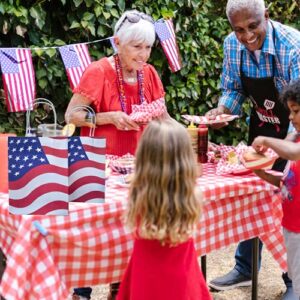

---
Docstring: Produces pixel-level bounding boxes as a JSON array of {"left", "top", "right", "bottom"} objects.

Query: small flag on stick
[
  {"left": 59, "top": 43, "right": 91, "bottom": 90},
  {"left": 0, "top": 48, "right": 36, "bottom": 112},
  {"left": 155, "top": 19, "right": 182, "bottom": 72}
]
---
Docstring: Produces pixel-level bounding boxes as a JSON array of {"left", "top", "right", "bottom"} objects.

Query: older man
[{"left": 206, "top": 0, "right": 300, "bottom": 299}]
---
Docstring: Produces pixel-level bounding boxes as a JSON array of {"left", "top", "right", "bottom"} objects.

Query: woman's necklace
[{"left": 114, "top": 54, "right": 145, "bottom": 113}]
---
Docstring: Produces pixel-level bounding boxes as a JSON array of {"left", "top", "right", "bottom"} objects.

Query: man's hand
[{"left": 205, "top": 105, "right": 231, "bottom": 129}]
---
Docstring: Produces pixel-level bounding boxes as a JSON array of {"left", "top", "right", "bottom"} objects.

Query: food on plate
[
  {"left": 242, "top": 150, "right": 276, "bottom": 170},
  {"left": 227, "top": 151, "right": 239, "bottom": 164}
]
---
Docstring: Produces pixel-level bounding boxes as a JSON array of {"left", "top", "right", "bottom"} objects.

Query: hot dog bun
[{"left": 242, "top": 150, "right": 276, "bottom": 170}]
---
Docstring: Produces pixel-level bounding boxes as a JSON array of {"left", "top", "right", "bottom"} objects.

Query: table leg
[
  {"left": 201, "top": 255, "right": 207, "bottom": 280},
  {"left": 251, "top": 237, "right": 259, "bottom": 300}
]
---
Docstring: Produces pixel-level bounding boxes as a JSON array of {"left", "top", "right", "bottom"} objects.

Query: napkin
[
  {"left": 108, "top": 153, "right": 135, "bottom": 174},
  {"left": 129, "top": 97, "right": 166, "bottom": 123}
]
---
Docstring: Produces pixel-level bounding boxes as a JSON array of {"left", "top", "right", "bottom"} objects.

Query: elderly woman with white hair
[
  {"left": 65, "top": 9, "right": 166, "bottom": 156},
  {"left": 207, "top": 0, "right": 300, "bottom": 299},
  {"left": 69, "top": 9, "right": 167, "bottom": 300}
]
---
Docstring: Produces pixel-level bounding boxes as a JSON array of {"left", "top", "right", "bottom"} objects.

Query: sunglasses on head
[{"left": 116, "top": 12, "right": 154, "bottom": 33}]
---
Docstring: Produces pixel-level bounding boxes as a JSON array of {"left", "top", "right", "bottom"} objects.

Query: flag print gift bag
[
  {"left": 8, "top": 136, "right": 69, "bottom": 215},
  {"left": 68, "top": 136, "right": 106, "bottom": 203}
]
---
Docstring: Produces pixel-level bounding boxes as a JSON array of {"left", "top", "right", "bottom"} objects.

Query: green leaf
[
  {"left": 81, "top": 20, "right": 88, "bottom": 28},
  {"left": 73, "top": 0, "right": 83, "bottom": 7},
  {"left": 97, "top": 25, "right": 107, "bottom": 37},
  {"left": 103, "top": 12, "right": 110, "bottom": 19},
  {"left": 84, "top": 0, "right": 94, "bottom": 7},
  {"left": 36, "top": 68, "right": 47, "bottom": 79},
  {"left": 38, "top": 78, "right": 48, "bottom": 89},
  {"left": 82, "top": 12, "right": 94, "bottom": 21},
  {"left": 29, "top": 6, "right": 45, "bottom": 29},
  {"left": 105, "top": 0, "right": 115, "bottom": 7},
  {"left": 54, "top": 39, "right": 66, "bottom": 46},
  {"left": 117, "top": 0, "right": 125, "bottom": 11},
  {"left": 45, "top": 48, "right": 56, "bottom": 58},
  {"left": 94, "top": 6, "right": 103, "bottom": 17},
  {"left": 70, "top": 21, "right": 81, "bottom": 29},
  {"left": 0, "top": 3, "right": 5, "bottom": 14},
  {"left": 111, "top": 8, "right": 119, "bottom": 18},
  {"left": 87, "top": 24, "right": 96, "bottom": 36}
]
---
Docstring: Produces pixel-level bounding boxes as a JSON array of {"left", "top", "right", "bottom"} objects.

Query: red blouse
[
  {"left": 117, "top": 238, "right": 212, "bottom": 300},
  {"left": 73, "top": 57, "right": 165, "bottom": 156}
]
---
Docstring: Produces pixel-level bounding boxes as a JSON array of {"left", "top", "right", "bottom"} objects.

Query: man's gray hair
[{"left": 226, "top": 0, "right": 266, "bottom": 19}]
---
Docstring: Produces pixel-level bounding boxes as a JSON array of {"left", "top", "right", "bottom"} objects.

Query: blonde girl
[{"left": 117, "top": 119, "right": 212, "bottom": 300}]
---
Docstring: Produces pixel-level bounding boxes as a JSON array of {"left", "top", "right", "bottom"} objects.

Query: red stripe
[
  {"left": 9, "top": 183, "right": 68, "bottom": 207},
  {"left": 29, "top": 201, "right": 68, "bottom": 215},
  {"left": 18, "top": 49, "right": 28, "bottom": 110},
  {"left": 66, "top": 70, "right": 75, "bottom": 90},
  {"left": 69, "top": 160, "right": 105, "bottom": 175},
  {"left": 43, "top": 146, "right": 68, "bottom": 158},
  {"left": 84, "top": 143, "right": 106, "bottom": 155},
  {"left": 69, "top": 175, "right": 105, "bottom": 194},
  {"left": 9, "top": 164, "right": 68, "bottom": 189},
  {"left": 71, "top": 191, "right": 105, "bottom": 203},
  {"left": 22, "top": 49, "right": 35, "bottom": 110},
  {"left": 2, "top": 74, "right": 13, "bottom": 112}
]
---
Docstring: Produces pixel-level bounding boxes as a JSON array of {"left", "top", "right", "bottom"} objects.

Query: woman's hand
[{"left": 110, "top": 111, "right": 140, "bottom": 131}]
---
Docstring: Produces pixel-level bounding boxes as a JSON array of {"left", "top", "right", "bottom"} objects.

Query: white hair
[
  {"left": 226, "top": 0, "right": 266, "bottom": 19},
  {"left": 114, "top": 10, "right": 155, "bottom": 46}
]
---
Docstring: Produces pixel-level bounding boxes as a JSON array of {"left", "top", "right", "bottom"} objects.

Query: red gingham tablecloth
[{"left": 0, "top": 163, "right": 286, "bottom": 300}]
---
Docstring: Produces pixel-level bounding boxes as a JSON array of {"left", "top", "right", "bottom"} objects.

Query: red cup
[{"left": 0, "top": 133, "right": 16, "bottom": 193}]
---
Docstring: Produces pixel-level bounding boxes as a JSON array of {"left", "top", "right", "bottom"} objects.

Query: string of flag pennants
[{"left": 0, "top": 18, "right": 181, "bottom": 113}]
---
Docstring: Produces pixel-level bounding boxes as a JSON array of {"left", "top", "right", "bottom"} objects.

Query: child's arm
[
  {"left": 253, "top": 169, "right": 281, "bottom": 187},
  {"left": 252, "top": 134, "right": 300, "bottom": 161}
]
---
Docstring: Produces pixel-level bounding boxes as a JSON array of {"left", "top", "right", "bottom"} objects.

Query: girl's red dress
[{"left": 117, "top": 238, "right": 212, "bottom": 300}]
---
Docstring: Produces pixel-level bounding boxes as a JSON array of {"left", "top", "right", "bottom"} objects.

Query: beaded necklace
[{"left": 114, "top": 54, "right": 145, "bottom": 113}]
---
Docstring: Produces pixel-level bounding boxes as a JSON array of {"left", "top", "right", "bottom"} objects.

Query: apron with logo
[{"left": 240, "top": 24, "right": 289, "bottom": 171}]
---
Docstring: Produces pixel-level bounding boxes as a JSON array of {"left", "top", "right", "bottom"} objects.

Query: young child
[
  {"left": 251, "top": 79, "right": 300, "bottom": 300},
  {"left": 117, "top": 119, "right": 212, "bottom": 300}
]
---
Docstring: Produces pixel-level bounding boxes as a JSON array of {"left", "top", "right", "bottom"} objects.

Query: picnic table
[{"left": 0, "top": 163, "right": 286, "bottom": 300}]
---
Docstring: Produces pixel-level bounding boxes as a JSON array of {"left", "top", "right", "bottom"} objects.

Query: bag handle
[
  {"left": 65, "top": 105, "right": 96, "bottom": 137},
  {"left": 25, "top": 98, "right": 58, "bottom": 137}
]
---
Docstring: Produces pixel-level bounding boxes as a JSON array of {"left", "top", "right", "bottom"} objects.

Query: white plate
[{"left": 182, "top": 114, "right": 239, "bottom": 125}]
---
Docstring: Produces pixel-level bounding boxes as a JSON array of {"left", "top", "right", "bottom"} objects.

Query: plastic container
[
  {"left": 187, "top": 122, "right": 198, "bottom": 157},
  {"left": 198, "top": 124, "right": 208, "bottom": 163}
]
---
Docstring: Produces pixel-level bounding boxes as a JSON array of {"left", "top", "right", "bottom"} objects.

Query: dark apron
[{"left": 240, "top": 24, "right": 289, "bottom": 171}]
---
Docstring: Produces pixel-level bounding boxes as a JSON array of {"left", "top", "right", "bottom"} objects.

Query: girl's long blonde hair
[{"left": 126, "top": 119, "right": 202, "bottom": 245}]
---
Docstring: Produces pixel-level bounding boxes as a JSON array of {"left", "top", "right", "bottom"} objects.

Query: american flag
[
  {"left": 68, "top": 137, "right": 106, "bottom": 203},
  {"left": 59, "top": 43, "right": 91, "bottom": 90},
  {"left": 0, "top": 48, "right": 36, "bottom": 112},
  {"left": 155, "top": 19, "right": 182, "bottom": 72},
  {"left": 8, "top": 137, "right": 69, "bottom": 215}
]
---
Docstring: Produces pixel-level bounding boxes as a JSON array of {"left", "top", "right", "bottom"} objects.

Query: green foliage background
[{"left": 0, "top": 0, "right": 299, "bottom": 144}]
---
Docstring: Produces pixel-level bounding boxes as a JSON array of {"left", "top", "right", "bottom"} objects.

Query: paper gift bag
[
  {"left": 0, "top": 133, "right": 16, "bottom": 193},
  {"left": 68, "top": 136, "right": 106, "bottom": 203},
  {"left": 8, "top": 137, "right": 69, "bottom": 215}
]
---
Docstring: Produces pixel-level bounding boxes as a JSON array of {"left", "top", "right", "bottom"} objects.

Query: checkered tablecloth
[{"left": 0, "top": 163, "right": 286, "bottom": 300}]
